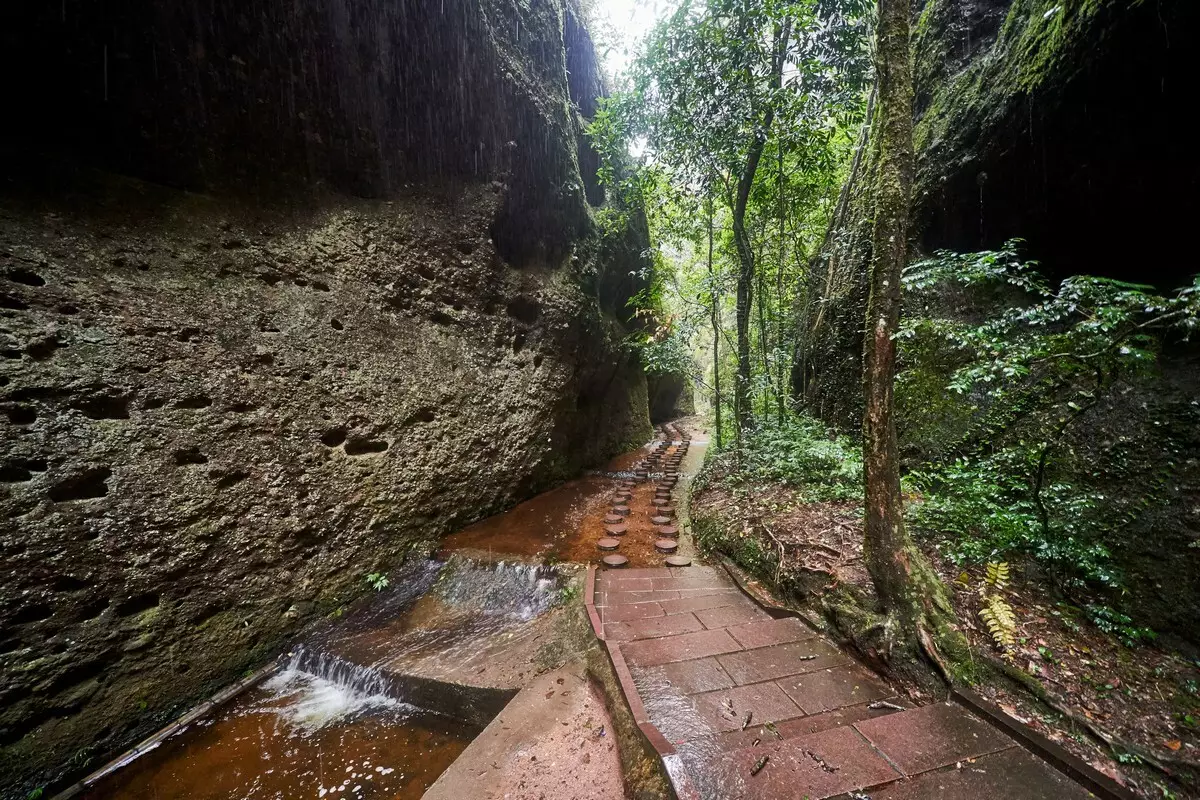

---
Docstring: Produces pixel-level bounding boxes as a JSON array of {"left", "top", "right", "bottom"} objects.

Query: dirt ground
[{"left": 691, "top": 477, "right": 1200, "bottom": 799}]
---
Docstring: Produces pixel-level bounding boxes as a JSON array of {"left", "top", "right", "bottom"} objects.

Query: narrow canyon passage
[{"left": 69, "top": 420, "right": 706, "bottom": 799}]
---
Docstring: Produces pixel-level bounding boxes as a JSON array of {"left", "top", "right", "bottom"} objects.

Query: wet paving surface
[
  {"left": 589, "top": 566, "right": 1100, "bottom": 800},
  {"left": 441, "top": 421, "right": 707, "bottom": 568}
]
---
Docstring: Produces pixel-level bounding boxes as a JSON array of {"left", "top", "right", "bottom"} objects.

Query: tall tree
[
  {"left": 861, "top": 0, "right": 964, "bottom": 675},
  {"left": 624, "top": 0, "right": 868, "bottom": 444}
]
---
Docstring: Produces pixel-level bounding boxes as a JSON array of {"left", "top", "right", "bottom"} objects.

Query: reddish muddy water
[
  {"left": 80, "top": 668, "right": 476, "bottom": 800},
  {"left": 441, "top": 422, "right": 706, "bottom": 568}
]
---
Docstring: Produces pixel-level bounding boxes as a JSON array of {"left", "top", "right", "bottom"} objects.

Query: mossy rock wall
[
  {"left": 797, "top": 0, "right": 1198, "bottom": 428},
  {"left": 0, "top": 2, "right": 654, "bottom": 797}
]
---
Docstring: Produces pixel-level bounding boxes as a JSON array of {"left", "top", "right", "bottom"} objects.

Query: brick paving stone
[
  {"left": 652, "top": 657, "right": 737, "bottom": 695},
  {"left": 600, "top": 602, "right": 666, "bottom": 623},
  {"left": 695, "top": 603, "right": 773, "bottom": 630},
  {"left": 659, "top": 593, "right": 750, "bottom": 616},
  {"left": 718, "top": 640, "right": 850, "bottom": 685},
  {"left": 622, "top": 628, "right": 743, "bottom": 667},
  {"left": 715, "top": 700, "right": 909, "bottom": 752},
  {"left": 599, "top": 576, "right": 654, "bottom": 592},
  {"left": 710, "top": 725, "right": 900, "bottom": 799},
  {"left": 674, "top": 587, "right": 742, "bottom": 598},
  {"left": 598, "top": 589, "right": 681, "bottom": 606},
  {"left": 854, "top": 701, "right": 1014, "bottom": 777},
  {"left": 867, "top": 746, "right": 1094, "bottom": 799},
  {"left": 690, "top": 681, "right": 804, "bottom": 733},
  {"left": 778, "top": 664, "right": 894, "bottom": 714},
  {"left": 724, "top": 617, "right": 818, "bottom": 649},
  {"left": 605, "top": 612, "right": 705, "bottom": 642},
  {"left": 652, "top": 573, "right": 732, "bottom": 591}
]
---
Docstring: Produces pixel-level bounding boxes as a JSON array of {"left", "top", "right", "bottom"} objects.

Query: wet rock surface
[{"left": 0, "top": 182, "right": 650, "bottom": 795}]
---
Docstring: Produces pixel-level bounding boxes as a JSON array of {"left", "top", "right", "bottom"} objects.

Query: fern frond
[
  {"left": 984, "top": 561, "right": 1010, "bottom": 591},
  {"left": 979, "top": 594, "right": 1017, "bottom": 653}
]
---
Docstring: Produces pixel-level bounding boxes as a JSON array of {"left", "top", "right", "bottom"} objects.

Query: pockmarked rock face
[{"left": 0, "top": 0, "right": 654, "bottom": 794}]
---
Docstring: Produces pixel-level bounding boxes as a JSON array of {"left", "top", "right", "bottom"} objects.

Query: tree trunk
[
  {"left": 862, "top": 0, "right": 965, "bottom": 677},
  {"left": 708, "top": 194, "right": 723, "bottom": 449},
  {"left": 731, "top": 18, "right": 791, "bottom": 439}
]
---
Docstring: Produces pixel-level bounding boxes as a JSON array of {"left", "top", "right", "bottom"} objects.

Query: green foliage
[
  {"left": 902, "top": 241, "right": 1200, "bottom": 597},
  {"left": 719, "top": 414, "right": 862, "bottom": 501},
  {"left": 26, "top": 789, "right": 44, "bottom": 800},
  {"left": 365, "top": 572, "right": 389, "bottom": 592},
  {"left": 1083, "top": 604, "right": 1157, "bottom": 647},
  {"left": 907, "top": 451, "right": 1117, "bottom": 586}
]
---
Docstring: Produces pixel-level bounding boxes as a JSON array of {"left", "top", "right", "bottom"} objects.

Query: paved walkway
[{"left": 586, "top": 564, "right": 1110, "bottom": 799}]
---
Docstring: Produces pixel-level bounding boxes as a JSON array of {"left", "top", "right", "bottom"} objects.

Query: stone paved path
[{"left": 587, "top": 564, "right": 1109, "bottom": 799}]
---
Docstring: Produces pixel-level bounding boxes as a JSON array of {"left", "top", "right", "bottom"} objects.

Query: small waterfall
[
  {"left": 432, "top": 556, "right": 562, "bottom": 621},
  {"left": 262, "top": 647, "right": 410, "bottom": 731}
]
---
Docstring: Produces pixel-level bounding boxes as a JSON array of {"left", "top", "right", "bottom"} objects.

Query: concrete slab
[
  {"left": 866, "top": 746, "right": 1096, "bottom": 799},
  {"left": 717, "top": 640, "right": 849, "bottom": 685},
  {"left": 660, "top": 592, "right": 750, "bottom": 616},
  {"left": 600, "top": 601, "right": 665, "bottom": 622},
  {"left": 724, "top": 617, "right": 818, "bottom": 649},
  {"left": 855, "top": 701, "right": 1014, "bottom": 777},
  {"left": 423, "top": 663, "right": 623, "bottom": 800},
  {"left": 709, "top": 725, "right": 900, "bottom": 799},
  {"left": 690, "top": 681, "right": 805, "bottom": 733},
  {"left": 778, "top": 664, "right": 894, "bottom": 714},
  {"left": 605, "top": 612, "right": 705, "bottom": 642},
  {"left": 622, "top": 628, "right": 743, "bottom": 667},
  {"left": 695, "top": 603, "right": 773, "bottom": 629}
]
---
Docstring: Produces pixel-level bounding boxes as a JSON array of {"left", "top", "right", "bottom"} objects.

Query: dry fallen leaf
[{"left": 1165, "top": 739, "right": 1182, "bottom": 751}]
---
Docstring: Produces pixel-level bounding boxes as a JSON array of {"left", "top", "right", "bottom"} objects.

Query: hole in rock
[
  {"left": 75, "top": 395, "right": 131, "bottom": 420},
  {"left": 258, "top": 273, "right": 282, "bottom": 286},
  {"left": 320, "top": 427, "right": 348, "bottom": 447},
  {"left": 77, "top": 597, "right": 110, "bottom": 620},
  {"left": 4, "top": 268, "right": 46, "bottom": 287},
  {"left": 311, "top": 280, "right": 330, "bottom": 292},
  {"left": 533, "top": 354, "right": 544, "bottom": 369},
  {"left": 52, "top": 575, "right": 92, "bottom": 592},
  {"left": 12, "top": 601, "right": 53, "bottom": 624},
  {"left": 114, "top": 592, "right": 159, "bottom": 617},
  {"left": 58, "top": 304, "right": 79, "bottom": 315},
  {"left": 6, "top": 405, "right": 38, "bottom": 424},
  {"left": 430, "top": 310, "right": 455, "bottom": 326},
  {"left": 49, "top": 467, "right": 112, "bottom": 502},
  {"left": 344, "top": 437, "right": 389, "bottom": 456},
  {"left": 330, "top": 318, "right": 344, "bottom": 330},
  {"left": 293, "top": 278, "right": 308, "bottom": 287},
  {"left": 173, "top": 448, "right": 208, "bottom": 466},
  {"left": 226, "top": 402, "right": 257, "bottom": 413},
  {"left": 2, "top": 349, "right": 23, "bottom": 359},
  {"left": 506, "top": 296, "right": 541, "bottom": 325},
  {"left": 176, "top": 327, "right": 202, "bottom": 342},
  {"left": 214, "top": 470, "right": 248, "bottom": 489},
  {"left": 410, "top": 408, "right": 436, "bottom": 424},
  {"left": 174, "top": 395, "right": 212, "bottom": 410},
  {"left": 26, "top": 337, "right": 64, "bottom": 360},
  {"left": 0, "top": 464, "right": 33, "bottom": 482},
  {"left": 1, "top": 294, "right": 28, "bottom": 310},
  {"left": 512, "top": 332, "right": 526, "bottom": 354},
  {"left": 142, "top": 397, "right": 166, "bottom": 410}
]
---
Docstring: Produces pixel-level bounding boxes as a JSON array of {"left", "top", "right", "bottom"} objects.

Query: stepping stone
[
  {"left": 612, "top": 505, "right": 630, "bottom": 516},
  {"left": 657, "top": 505, "right": 676, "bottom": 515},
  {"left": 634, "top": 470, "right": 648, "bottom": 479},
  {"left": 656, "top": 525, "right": 679, "bottom": 537},
  {"left": 601, "top": 554, "right": 628, "bottom": 568},
  {"left": 665, "top": 555, "right": 692, "bottom": 567},
  {"left": 652, "top": 498, "right": 671, "bottom": 507},
  {"left": 604, "top": 524, "right": 628, "bottom": 536},
  {"left": 597, "top": 538, "right": 621, "bottom": 551},
  {"left": 603, "top": 514, "right": 623, "bottom": 525},
  {"left": 650, "top": 515, "right": 672, "bottom": 526},
  {"left": 655, "top": 539, "right": 678, "bottom": 553},
  {"left": 614, "top": 492, "right": 632, "bottom": 503}
]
